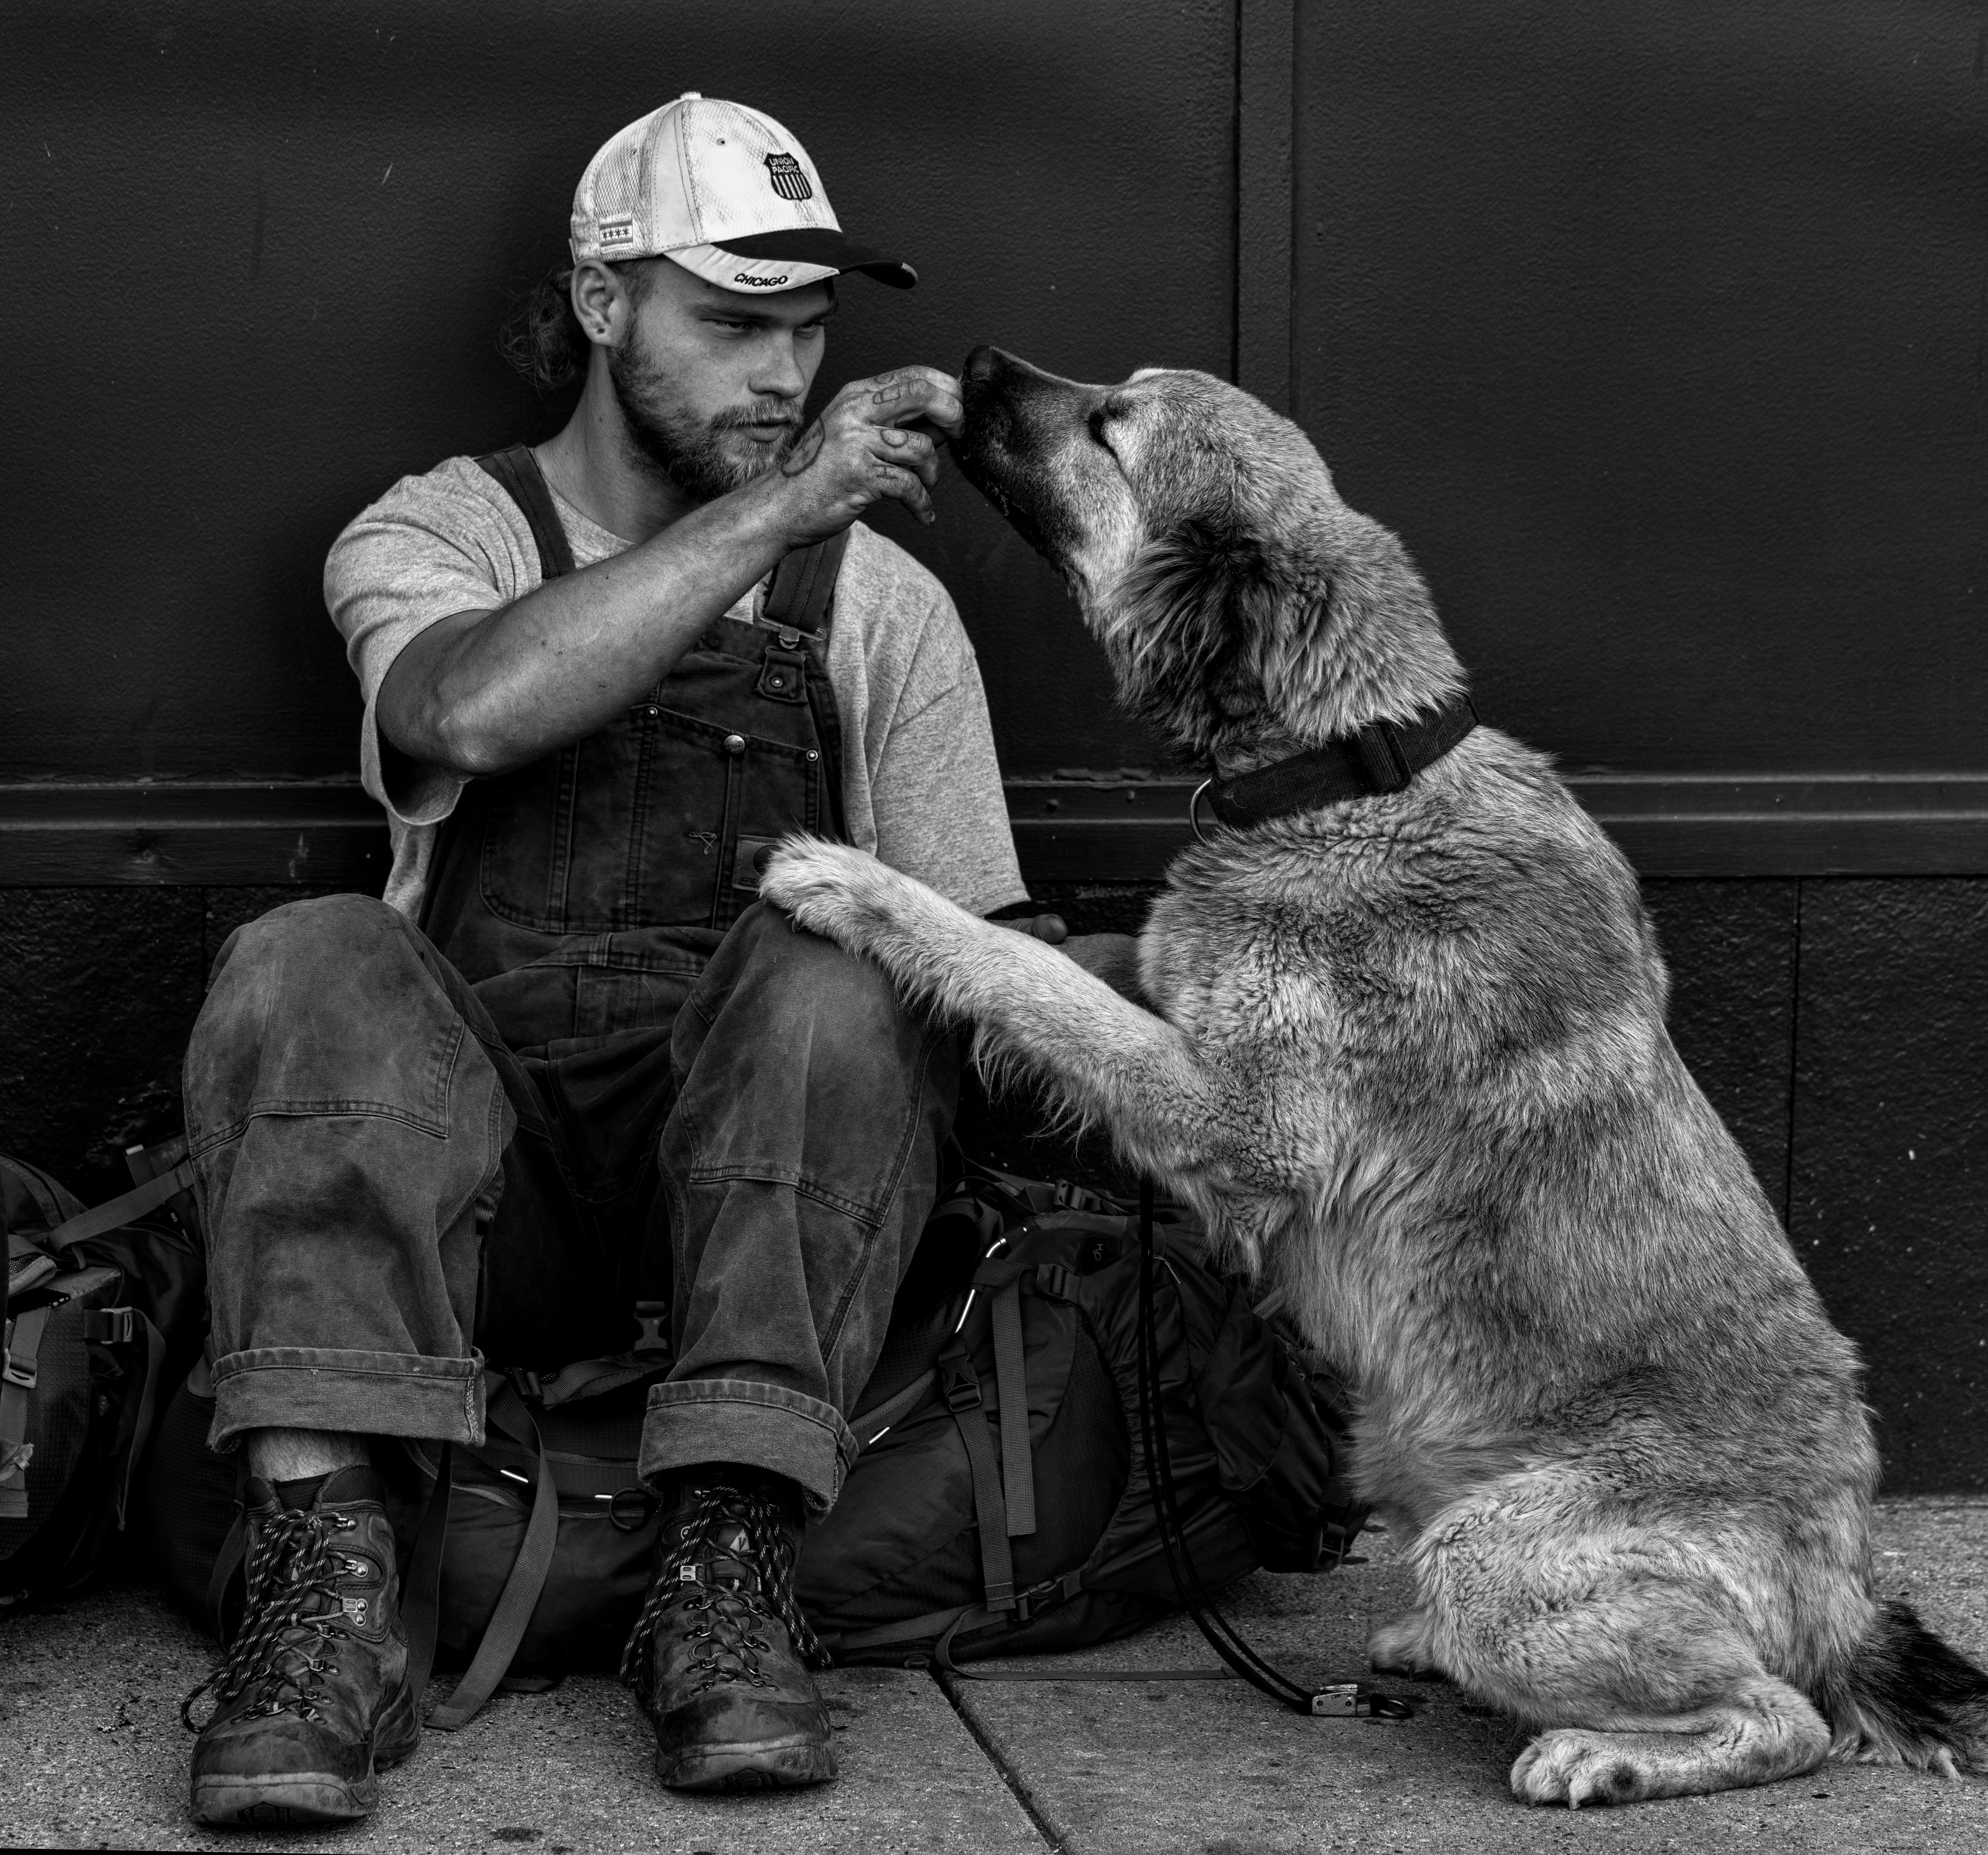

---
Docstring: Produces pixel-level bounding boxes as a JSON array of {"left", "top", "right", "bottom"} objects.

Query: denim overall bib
[{"left": 420, "top": 445, "right": 851, "bottom": 1052}]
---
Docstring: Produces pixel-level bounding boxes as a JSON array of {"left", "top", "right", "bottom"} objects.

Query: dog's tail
[{"left": 1823, "top": 1598, "right": 1988, "bottom": 1777}]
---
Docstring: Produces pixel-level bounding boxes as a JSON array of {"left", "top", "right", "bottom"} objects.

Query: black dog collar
[{"left": 1190, "top": 695, "right": 1479, "bottom": 840}]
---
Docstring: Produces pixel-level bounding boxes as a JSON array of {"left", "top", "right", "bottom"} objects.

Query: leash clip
[{"left": 1309, "top": 1683, "right": 1419, "bottom": 1720}]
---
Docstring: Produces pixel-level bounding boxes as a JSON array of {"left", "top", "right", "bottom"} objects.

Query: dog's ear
[{"left": 1113, "top": 516, "right": 1284, "bottom": 747}]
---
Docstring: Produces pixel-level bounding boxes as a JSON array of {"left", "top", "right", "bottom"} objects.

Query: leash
[{"left": 1135, "top": 1179, "right": 1416, "bottom": 1720}]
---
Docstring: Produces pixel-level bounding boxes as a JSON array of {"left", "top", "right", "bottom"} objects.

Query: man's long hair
[{"left": 497, "top": 262, "right": 645, "bottom": 394}]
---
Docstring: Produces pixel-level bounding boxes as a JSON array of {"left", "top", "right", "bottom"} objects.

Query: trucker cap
[{"left": 569, "top": 93, "right": 916, "bottom": 293}]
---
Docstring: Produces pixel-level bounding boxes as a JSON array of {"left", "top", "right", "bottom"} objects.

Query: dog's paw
[
  {"left": 1510, "top": 1730, "right": 1657, "bottom": 1808},
  {"left": 757, "top": 835, "right": 901, "bottom": 950}
]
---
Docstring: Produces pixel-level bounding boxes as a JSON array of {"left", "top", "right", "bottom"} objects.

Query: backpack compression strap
[
  {"left": 936, "top": 1342, "right": 1016, "bottom": 1617},
  {"left": 421, "top": 1385, "right": 560, "bottom": 1732}
]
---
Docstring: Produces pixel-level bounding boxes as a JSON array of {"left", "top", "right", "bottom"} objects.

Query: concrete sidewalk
[{"left": 4, "top": 1499, "right": 1986, "bottom": 1855}]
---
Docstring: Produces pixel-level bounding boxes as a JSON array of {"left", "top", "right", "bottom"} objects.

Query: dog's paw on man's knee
[{"left": 758, "top": 835, "right": 896, "bottom": 945}]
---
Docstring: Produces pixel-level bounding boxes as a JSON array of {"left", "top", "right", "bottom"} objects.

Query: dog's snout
[{"left": 961, "top": 345, "right": 1010, "bottom": 388}]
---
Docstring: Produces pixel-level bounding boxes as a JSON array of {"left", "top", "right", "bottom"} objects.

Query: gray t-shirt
[{"left": 324, "top": 453, "right": 1028, "bottom": 921}]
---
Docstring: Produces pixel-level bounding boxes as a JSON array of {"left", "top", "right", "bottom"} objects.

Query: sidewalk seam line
[{"left": 930, "top": 1668, "right": 1068, "bottom": 1853}]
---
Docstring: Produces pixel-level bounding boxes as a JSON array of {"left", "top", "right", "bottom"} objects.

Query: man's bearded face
[{"left": 607, "top": 317, "right": 802, "bottom": 503}]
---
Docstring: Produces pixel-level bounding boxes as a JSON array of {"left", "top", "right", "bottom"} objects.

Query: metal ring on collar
[{"left": 1189, "top": 779, "right": 1218, "bottom": 844}]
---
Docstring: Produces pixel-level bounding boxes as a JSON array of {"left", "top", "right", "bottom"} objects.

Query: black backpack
[
  {"left": 147, "top": 1165, "right": 1364, "bottom": 1726},
  {"left": 1, "top": 1143, "right": 207, "bottom": 1608},
  {"left": 801, "top": 1166, "right": 1363, "bottom": 1667}
]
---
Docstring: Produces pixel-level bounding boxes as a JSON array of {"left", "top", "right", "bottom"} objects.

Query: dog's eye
[{"left": 1087, "top": 409, "right": 1114, "bottom": 453}]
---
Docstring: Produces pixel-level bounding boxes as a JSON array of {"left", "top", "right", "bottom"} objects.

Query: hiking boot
[
  {"left": 621, "top": 1471, "right": 835, "bottom": 1792},
  {"left": 185, "top": 1465, "right": 419, "bottom": 1827}
]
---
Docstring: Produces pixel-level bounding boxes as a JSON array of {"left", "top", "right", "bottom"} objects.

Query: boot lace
[
  {"left": 181, "top": 1504, "right": 355, "bottom": 1733},
  {"left": 621, "top": 1484, "right": 825, "bottom": 1707}
]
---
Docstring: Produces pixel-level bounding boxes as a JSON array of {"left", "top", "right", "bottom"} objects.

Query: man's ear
[{"left": 570, "top": 260, "right": 629, "bottom": 349}]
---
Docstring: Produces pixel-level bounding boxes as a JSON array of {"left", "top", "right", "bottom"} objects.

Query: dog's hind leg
[
  {"left": 1507, "top": 1678, "right": 1831, "bottom": 1807},
  {"left": 1411, "top": 1485, "right": 1833, "bottom": 1805}
]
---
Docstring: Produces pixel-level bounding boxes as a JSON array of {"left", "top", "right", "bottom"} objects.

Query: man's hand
[
  {"left": 995, "top": 918, "right": 1148, "bottom": 1005},
  {"left": 770, "top": 366, "right": 963, "bottom": 542}
]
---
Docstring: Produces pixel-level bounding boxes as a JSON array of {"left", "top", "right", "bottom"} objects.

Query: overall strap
[
  {"left": 764, "top": 527, "right": 854, "bottom": 840},
  {"left": 474, "top": 445, "right": 577, "bottom": 582},
  {"left": 763, "top": 527, "right": 851, "bottom": 636}
]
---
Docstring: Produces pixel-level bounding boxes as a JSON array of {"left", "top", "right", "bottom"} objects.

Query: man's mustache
[{"left": 711, "top": 406, "right": 804, "bottom": 435}]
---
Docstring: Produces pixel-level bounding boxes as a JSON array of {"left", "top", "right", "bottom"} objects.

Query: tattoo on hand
[{"left": 781, "top": 420, "right": 825, "bottom": 477}]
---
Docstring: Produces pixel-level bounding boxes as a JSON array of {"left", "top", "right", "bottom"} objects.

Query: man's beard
[{"left": 608, "top": 325, "right": 800, "bottom": 503}]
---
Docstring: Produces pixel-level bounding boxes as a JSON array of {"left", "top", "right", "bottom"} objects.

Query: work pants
[{"left": 181, "top": 893, "right": 959, "bottom": 1514}]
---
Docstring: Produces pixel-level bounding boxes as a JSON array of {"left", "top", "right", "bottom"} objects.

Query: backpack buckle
[
  {"left": 81, "top": 1307, "right": 136, "bottom": 1345},
  {"left": 940, "top": 1358, "right": 982, "bottom": 1415},
  {"left": 1, "top": 1354, "right": 34, "bottom": 1390},
  {"left": 633, "top": 1301, "right": 670, "bottom": 1354},
  {"left": 1032, "top": 1263, "right": 1078, "bottom": 1303}
]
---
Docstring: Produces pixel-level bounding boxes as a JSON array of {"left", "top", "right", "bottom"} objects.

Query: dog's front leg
[{"left": 759, "top": 835, "right": 1218, "bottom": 1177}]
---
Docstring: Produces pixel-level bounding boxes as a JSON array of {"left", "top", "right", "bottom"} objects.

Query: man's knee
[
  {"left": 718, "top": 900, "right": 909, "bottom": 1042},
  {"left": 189, "top": 894, "right": 468, "bottom": 1135},
  {"left": 211, "top": 892, "right": 413, "bottom": 987}
]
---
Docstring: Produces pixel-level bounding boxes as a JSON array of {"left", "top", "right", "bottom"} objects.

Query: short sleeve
[
  {"left": 866, "top": 585, "right": 1029, "bottom": 916},
  {"left": 323, "top": 458, "right": 538, "bottom": 827}
]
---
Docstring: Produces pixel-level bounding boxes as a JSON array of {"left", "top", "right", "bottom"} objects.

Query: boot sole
[
  {"left": 190, "top": 1680, "right": 421, "bottom": 1826},
  {"left": 656, "top": 1734, "right": 838, "bottom": 1793}
]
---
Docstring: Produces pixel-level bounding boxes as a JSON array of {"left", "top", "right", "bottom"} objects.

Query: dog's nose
[{"left": 961, "top": 345, "right": 1010, "bottom": 387}]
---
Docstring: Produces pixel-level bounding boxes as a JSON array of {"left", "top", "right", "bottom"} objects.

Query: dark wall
[
  {"left": 5, "top": 5, "right": 1985, "bottom": 1492},
  {"left": 1293, "top": 1, "right": 1986, "bottom": 777},
  {"left": 3, "top": 0, "right": 1228, "bottom": 786}
]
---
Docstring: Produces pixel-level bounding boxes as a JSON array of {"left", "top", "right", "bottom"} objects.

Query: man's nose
[{"left": 750, "top": 335, "right": 811, "bottom": 401}]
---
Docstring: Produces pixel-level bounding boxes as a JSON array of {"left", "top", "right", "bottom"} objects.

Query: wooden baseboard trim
[{"left": 3, "top": 775, "right": 1987, "bottom": 888}]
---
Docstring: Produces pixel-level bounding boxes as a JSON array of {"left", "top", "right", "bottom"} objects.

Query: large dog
[{"left": 759, "top": 347, "right": 1988, "bottom": 1805}]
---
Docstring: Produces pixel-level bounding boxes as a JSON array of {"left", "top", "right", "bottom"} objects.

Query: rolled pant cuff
[
  {"left": 208, "top": 1346, "right": 486, "bottom": 1452},
  {"left": 639, "top": 1378, "right": 857, "bottom": 1516}
]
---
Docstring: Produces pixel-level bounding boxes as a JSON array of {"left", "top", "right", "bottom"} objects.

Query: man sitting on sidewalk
[{"left": 179, "top": 93, "right": 1083, "bottom": 1825}]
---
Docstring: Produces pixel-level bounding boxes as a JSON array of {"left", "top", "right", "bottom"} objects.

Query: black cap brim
[{"left": 716, "top": 228, "right": 917, "bottom": 289}]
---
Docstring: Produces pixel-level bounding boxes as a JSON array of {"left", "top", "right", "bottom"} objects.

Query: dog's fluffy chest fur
[{"left": 1132, "top": 737, "right": 1859, "bottom": 1528}]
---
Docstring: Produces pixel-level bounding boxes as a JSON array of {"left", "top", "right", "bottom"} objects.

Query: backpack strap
[
  {"left": 82, "top": 1304, "right": 167, "bottom": 1528},
  {"left": 206, "top": 1507, "right": 248, "bottom": 1641},
  {"left": 0, "top": 1305, "right": 51, "bottom": 1520},
  {"left": 22, "top": 1161, "right": 197, "bottom": 1255},
  {"left": 988, "top": 1280, "right": 1037, "bottom": 1539},
  {"left": 850, "top": 1368, "right": 939, "bottom": 1448},
  {"left": 401, "top": 1442, "right": 453, "bottom": 1703},
  {"left": 425, "top": 1384, "right": 560, "bottom": 1732},
  {"left": 474, "top": 446, "right": 576, "bottom": 582},
  {"left": 936, "top": 1342, "right": 1015, "bottom": 1615}
]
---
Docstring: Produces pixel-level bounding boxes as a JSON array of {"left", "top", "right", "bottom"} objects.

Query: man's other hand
[
  {"left": 771, "top": 366, "right": 963, "bottom": 541},
  {"left": 995, "top": 918, "right": 1147, "bottom": 1005}
]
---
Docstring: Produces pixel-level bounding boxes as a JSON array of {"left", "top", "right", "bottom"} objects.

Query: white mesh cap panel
[
  {"left": 569, "top": 94, "right": 839, "bottom": 266},
  {"left": 677, "top": 98, "right": 840, "bottom": 244}
]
